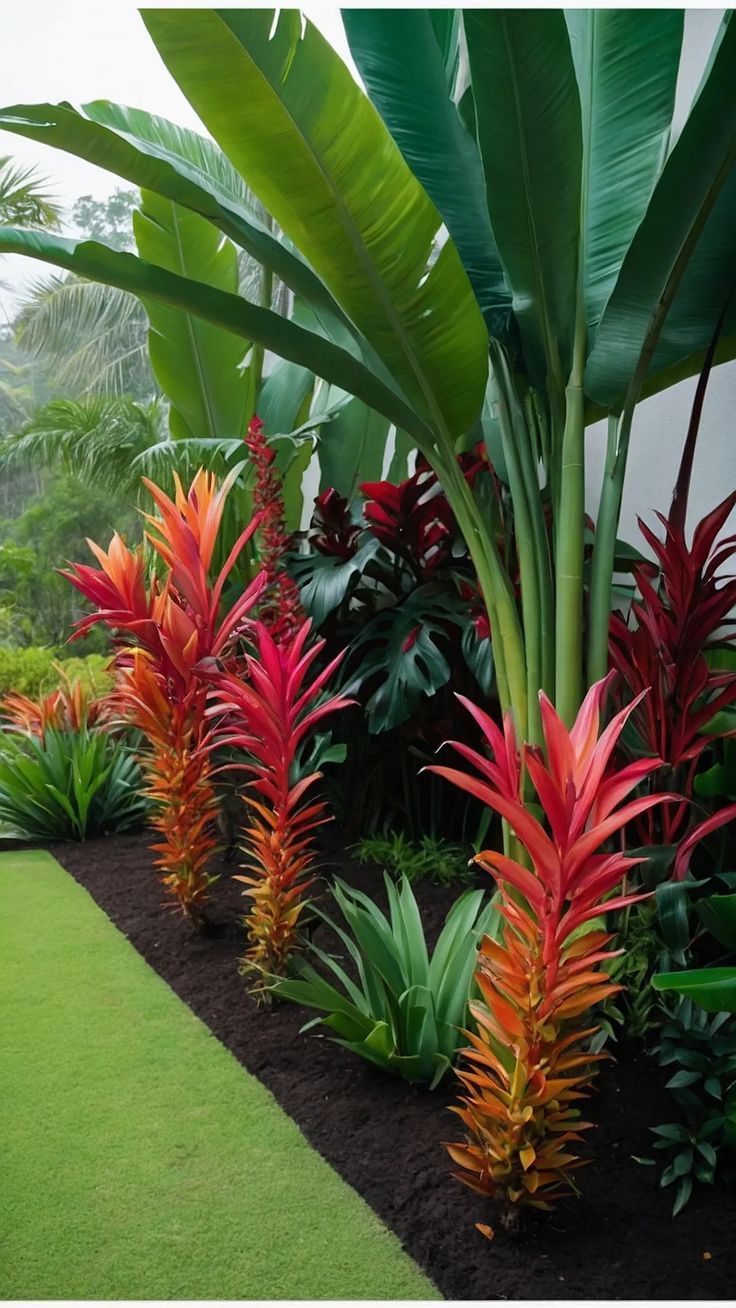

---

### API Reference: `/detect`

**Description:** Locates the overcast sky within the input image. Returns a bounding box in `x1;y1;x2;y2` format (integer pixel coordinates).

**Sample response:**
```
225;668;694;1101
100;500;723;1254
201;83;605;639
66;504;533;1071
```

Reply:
0;1;354;317
0;3;724;321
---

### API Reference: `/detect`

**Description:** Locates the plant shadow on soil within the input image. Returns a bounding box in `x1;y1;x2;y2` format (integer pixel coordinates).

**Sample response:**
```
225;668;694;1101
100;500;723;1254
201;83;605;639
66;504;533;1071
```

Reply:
49;830;736;1301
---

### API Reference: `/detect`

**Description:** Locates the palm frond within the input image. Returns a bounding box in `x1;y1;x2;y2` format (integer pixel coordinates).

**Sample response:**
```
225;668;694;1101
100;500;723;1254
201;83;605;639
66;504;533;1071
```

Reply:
14;275;153;397
0;155;62;229
0;395;168;496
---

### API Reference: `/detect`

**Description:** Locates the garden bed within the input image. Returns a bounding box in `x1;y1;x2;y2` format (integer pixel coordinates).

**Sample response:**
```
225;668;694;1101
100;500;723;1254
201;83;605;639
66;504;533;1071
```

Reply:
51;830;736;1301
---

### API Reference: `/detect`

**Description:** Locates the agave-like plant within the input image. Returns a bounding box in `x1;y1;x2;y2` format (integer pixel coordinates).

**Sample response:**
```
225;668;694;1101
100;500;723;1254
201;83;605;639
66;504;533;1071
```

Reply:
272;873;501;1087
428;675;671;1227
62;468;266;926
206;619;353;985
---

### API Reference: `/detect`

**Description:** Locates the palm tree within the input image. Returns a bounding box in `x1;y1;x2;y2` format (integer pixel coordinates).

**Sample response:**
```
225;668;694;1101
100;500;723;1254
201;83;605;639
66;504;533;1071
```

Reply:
0;395;173;498
14;277;154;400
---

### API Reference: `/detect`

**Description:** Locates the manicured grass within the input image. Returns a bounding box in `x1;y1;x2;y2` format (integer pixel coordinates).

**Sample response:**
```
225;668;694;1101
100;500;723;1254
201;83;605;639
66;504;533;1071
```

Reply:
0;850;439;1300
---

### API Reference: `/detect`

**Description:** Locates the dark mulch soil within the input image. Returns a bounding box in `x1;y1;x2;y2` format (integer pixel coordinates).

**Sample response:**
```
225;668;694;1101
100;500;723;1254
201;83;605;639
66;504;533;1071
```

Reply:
49;830;736;1301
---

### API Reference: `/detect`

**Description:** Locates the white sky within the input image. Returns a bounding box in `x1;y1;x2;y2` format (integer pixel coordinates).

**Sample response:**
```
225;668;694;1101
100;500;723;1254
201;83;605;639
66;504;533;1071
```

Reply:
0;1;354;317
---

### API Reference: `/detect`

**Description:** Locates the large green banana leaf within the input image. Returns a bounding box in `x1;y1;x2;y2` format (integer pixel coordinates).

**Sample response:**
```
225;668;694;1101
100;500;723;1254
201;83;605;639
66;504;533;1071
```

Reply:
141;8;488;442
585;12;736;408
342;8;510;333
464;9;582;393
258;358;315;438
0;227;429;444
317;397;390;500
648;164;736;379
133;191;251;440
565;10;683;338
0;99;358;354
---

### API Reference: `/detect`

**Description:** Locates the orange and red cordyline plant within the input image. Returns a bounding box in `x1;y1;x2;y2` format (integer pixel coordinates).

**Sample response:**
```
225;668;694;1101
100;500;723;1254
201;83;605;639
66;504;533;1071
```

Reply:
206;619;353;987
1;664;112;740
429;675;671;1229
62;468;266;928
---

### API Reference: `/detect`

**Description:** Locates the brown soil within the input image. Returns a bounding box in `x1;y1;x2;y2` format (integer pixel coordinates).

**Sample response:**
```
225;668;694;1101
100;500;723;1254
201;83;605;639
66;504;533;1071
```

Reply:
49;830;736;1301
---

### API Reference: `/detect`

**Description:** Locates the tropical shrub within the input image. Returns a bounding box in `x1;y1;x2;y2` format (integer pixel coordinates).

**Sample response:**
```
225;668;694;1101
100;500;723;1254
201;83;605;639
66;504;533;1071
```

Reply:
0;646;112;700
272;874;500;1086
429;676;669;1224
643;995;736;1216
206;619;353;988
353;830;472;888
62;467;265;927
0;727;146;841
292;450;496;735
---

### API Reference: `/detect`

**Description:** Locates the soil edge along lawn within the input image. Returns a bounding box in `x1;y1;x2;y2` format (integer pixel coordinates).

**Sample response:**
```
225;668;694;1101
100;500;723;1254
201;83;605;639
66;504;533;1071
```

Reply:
0;850;439;1301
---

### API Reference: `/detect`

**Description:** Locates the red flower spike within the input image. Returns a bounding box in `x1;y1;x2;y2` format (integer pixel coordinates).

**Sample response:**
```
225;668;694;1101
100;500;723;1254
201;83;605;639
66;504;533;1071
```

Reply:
245;415;306;647
61;469;266;927
205;617;354;985
427;676;671;1218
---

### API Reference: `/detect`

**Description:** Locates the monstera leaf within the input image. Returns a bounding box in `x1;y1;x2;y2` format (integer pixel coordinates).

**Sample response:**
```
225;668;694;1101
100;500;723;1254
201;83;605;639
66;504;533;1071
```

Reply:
345;584;467;734
289;537;382;627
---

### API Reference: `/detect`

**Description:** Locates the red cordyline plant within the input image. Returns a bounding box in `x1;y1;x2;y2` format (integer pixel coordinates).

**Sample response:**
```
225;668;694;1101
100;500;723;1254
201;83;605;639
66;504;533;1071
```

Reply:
609;490;736;849
428;674;671;1230
310;487;362;560
245;414;305;646
361;463;457;577
205;618;353;988
62;468;266;928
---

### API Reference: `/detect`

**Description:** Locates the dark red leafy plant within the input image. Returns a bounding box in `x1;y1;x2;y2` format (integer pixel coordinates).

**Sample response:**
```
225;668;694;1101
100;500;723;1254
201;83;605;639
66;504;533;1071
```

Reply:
609;491;736;849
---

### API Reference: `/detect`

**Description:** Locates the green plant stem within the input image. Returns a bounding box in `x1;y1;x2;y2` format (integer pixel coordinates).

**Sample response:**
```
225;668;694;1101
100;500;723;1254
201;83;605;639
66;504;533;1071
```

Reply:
437;448;527;737
554;307;586;723
587;412;625;684
489;341;547;743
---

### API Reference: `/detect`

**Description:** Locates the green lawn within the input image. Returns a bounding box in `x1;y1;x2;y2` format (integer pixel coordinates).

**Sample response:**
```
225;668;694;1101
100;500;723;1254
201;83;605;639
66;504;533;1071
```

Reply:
0;850;439;1300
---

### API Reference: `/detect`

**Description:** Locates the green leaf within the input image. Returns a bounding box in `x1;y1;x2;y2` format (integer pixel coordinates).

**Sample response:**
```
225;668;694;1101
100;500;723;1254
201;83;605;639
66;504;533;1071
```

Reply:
141;8;488;441
585;13;736;408
289;537;381;627
665;1069;702;1089
565;11;683;336
346;584;465;733
342;8;510;332
133;191;251;439
258;358;314;438
317;398;391;501
0;227;427;443
0;99;356;348
653;967;736;1014
464;9;582;391
672;1176;693;1216
655;874;699;959
697;893;736;951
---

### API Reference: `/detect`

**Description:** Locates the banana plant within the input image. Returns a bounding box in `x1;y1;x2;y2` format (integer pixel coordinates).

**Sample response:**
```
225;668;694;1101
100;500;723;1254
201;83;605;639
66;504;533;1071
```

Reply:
1;10;735;735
